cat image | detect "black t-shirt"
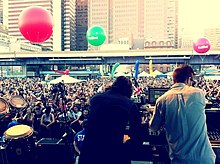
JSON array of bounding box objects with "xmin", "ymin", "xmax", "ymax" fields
[{"xmin": 79, "ymin": 90, "xmax": 143, "ymax": 164}]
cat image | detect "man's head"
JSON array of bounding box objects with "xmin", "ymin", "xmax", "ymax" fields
[
  {"xmin": 111, "ymin": 76, "xmax": 133, "ymax": 98},
  {"xmin": 172, "ymin": 65, "xmax": 195, "ymax": 85}
]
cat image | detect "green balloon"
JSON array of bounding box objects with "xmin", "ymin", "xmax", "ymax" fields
[{"xmin": 86, "ymin": 26, "xmax": 106, "ymax": 46}]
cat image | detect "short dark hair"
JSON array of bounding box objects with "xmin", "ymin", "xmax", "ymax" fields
[
  {"xmin": 111, "ymin": 76, "xmax": 133, "ymax": 98},
  {"xmin": 45, "ymin": 105, "xmax": 51, "ymax": 114},
  {"xmin": 173, "ymin": 65, "xmax": 195, "ymax": 83}
]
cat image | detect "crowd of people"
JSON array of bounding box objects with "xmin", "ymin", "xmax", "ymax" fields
[
  {"xmin": 0, "ymin": 76, "xmax": 219, "ymax": 139},
  {"xmin": 0, "ymin": 74, "xmax": 219, "ymax": 163}
]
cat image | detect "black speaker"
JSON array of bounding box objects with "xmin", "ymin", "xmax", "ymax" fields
[{"xmin": 35, "ymin": 138, "xmax": 75, "ymax": 164}]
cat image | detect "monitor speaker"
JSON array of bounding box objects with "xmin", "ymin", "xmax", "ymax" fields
[{"xmin": 35, "ymin": 138, "xmax": 75, "ymax": 164}]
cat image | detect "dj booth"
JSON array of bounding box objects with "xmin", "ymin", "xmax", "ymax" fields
[
  {"xmin": 128, "ymin": 106, "xmax": 220, "ymax": 163},
  {"xmin": 131, "ymin": 88, "xmax": 220, "ymax": 163}
]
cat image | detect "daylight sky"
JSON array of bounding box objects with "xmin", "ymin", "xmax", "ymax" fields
[{"xmin": 179, "ymin": 0, "xmax": 220, "ymax": 38}]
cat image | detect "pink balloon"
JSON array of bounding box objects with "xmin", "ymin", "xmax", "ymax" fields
[
  {"xmin": 193, "ymin": 38, "xmax": 211, "ymax": 53},
  {"xmin": 18, "ymin": 6, "xmax": 53, "ymax": 43},
  {"xmin": 64, "ymin": 69, "xmax": 70, "ymax": 75}
]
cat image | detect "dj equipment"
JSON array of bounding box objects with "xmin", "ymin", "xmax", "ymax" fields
[
  {"xmin": 133, "ymin": 106, "xmax": 220, "ymax": 163},
  {"xmin": 205, "ymin": 109, "xmax": 220, "ymax": 163},
  {"xmin": 4, "ymin": 124, "xmax": 35, "ymax": 164}
]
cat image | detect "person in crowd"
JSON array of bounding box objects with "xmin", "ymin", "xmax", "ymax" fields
[
  {"xmin": 74, "ymin": 119, "xmax": 88, "ymax": 163},
  {"xmin": 33, "ymin": 106, "xmax": 42, "ymax": 138},
  {"xmin": 23, "ymin": 107, "xmax": 34, "ymax": 127},
  {"xmin": 79, "ymin": 76, "xmax": 143, "ymax": 164},
  {"xmin": 149, "ymin": 65, "xmax": 216, "ymax": 164},
  {"xmin": 40, "ymin": 106, "xmax": 55, "ymax": 137},
  {"xmin": 56, "ymin": 106, "xmax": 75, "ymax": 138},
  {"xmin": 70, "ymin": 105, "xmax": 82, "ymax": 133},
  {"xmin": 78, "ymin": 108, "xmax": 88, "ymax": 121}
]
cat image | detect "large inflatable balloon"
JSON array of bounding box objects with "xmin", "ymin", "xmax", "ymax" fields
[
  {"xmin": 86, "ymin": 26, "xmax": 106, "ymax": 46},
  {"xmin": 111, "ymin": 63, "xmax": 120, "ymax": 78},
  {"xmin": 193, "ymin": 38, "xmax": 211, "ymax": 53},
  {"xmin": 18, "ymin": 6, "xmax": 53, "ymax": 43},
  {"xmin": 134, "ymin": 60, "xmax": 140, "ymax": 78}
]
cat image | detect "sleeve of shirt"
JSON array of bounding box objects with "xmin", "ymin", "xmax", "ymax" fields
[
  {"xmin": 197, "ymin": 90, "xmax": 206, "ymax": 109},
  {"xmin": 149, "ymin": 99, "xmax": 164, "ymax": 131}
]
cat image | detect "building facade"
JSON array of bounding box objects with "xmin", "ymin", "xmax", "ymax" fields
[
  {"xmin": 61, "ymin": 0, "xmax": 76, "ymax": 51},
  {"xmin": 204, "ymin": 28, "xmax": 220, "ymax": 49},
  {"xmin": 178, "ymin": 28, "xmax": 194, "ymax": 49},
  {"xmin": 112, "ymin": 0, "xmax": 140, "ymax": 43},
  {"xmin": 88, "ymin": 0, "xmax": 178, "ymax": 49},
  {"xmin": 144, "ymin": 0, "xmax": 178, "ymax": 49},
  {"xmin": 88, "ymin": 0, "xmax": 110, "ymax": 44},
  {"xmin": 0, "ymin": 0, "xmax": 3, "ymax": 24},
  {"xmin": 75, "ymin": 0, "xmax": 88, "ymax": 51},
  {"xmin": 88, "ymin": 0, "xmax": 144, "ymax": 49}
]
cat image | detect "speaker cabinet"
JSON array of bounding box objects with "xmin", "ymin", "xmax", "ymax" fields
[{"xmin": 35, "ymin": 138, "xmax": 75, "ymax": 164}]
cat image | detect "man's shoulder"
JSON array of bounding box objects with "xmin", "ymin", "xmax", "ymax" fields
[
  {"xmin": 75, "ymin": 129, "xmax": 85, "ymax": 138},
  {"xmin": 183, "ymin": 86, "xmax": 204, "ymax": 95},
  {"xmin": 90, "ymin": 92, "xmax": 105, "ymax": 99}
]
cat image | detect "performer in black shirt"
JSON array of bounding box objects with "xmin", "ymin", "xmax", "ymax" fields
[{"xmin": 79, "ymin": 76, "xmax": 143, "ymax": 164}]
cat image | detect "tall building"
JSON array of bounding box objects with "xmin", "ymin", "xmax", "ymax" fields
[
  {"xmin": 75, "ymin": 0, "xmax": 88, "ymax": 51},
  {"xmin": 144, "ymin": 0, "xmax": 178, "ymax": 48},
  {"xmin": 204, "ymin": 28, "xmax": 220, "ymax": 49},
  {"xmin": 179, "ymin": 28, "xmax": 194, "ymax": 49},
  {"xmin": 88, "ymin": 0, "xmax": 178, "ymax": 49},
  {"xmin": 112, "ymin": 0, "xmax": 140, "ymax": 43},
  {"xmin": 61, "ymin": 0, "xmax": 76, "ymax": 51},
  {"xmin": 88, "ymin": 0, "xmax": 110, "ymax": 44},
  {"xmin": 7, "ymin": 0, "xmax": 54, "ymax": 50},
  {"xmin": 88, "ymin": 0, "xmax": 144, "ymax": 48}
]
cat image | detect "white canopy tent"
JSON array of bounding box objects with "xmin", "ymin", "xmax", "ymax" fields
[
  {"xmin": 49, "ymin": 75, "xmax": 85, "ymax": 84},
  {"xmin": 153, "ymin": 70, "xmax": 163, "ymax": 76},
  {"xmin": 125, "ymin": 72, "xmax": 133, "ymax": 77},
  {"xmin": 138, "ymin": 71, "xmax": 150, "ymax": 77}
]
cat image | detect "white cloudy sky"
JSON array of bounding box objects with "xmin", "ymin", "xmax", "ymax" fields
[{"xmin": 179, "ymin": 0, "xmax": 220, "ymax": 37}]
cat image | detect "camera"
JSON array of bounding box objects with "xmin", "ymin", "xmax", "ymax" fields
[{"xmin": 51, "ymin": 82, "xmax": 65, "ymax": 94}]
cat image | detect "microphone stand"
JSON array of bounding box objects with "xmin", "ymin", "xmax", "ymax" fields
[
  {"xmin": 58, "ymin": 82, "xmax": 72, "ymax": 145},
  {"xmin": 59, "ymin": 82, "xmax": 75, "ymax": 164}
]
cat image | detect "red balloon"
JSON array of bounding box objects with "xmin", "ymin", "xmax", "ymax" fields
[
  {"xmin": 18, "ymin": 6, "xmax": 53, "ymax": 43},
  {"xmin": 193, "ymin": 38, "xmax": 211, "ymax": 53}
]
